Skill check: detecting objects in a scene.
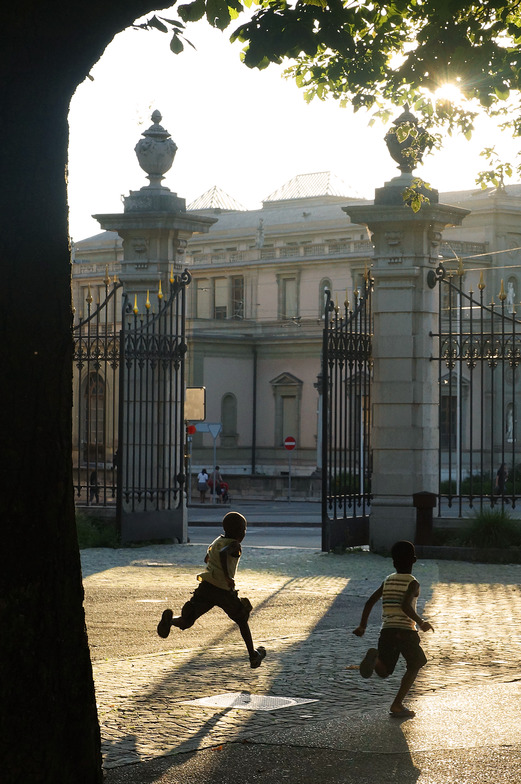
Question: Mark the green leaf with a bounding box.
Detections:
[159,17,186,29]
[170,34,185,54]
[178,0,206,23]
[148,15,169,33]
[495,86,510,100]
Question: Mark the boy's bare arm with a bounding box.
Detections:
[401,581,434,632]
[353,583,383,636]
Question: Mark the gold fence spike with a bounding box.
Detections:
[145,290,151,310]
[133,294,139,314]
[158,280,164,300]
[86,284,93,305]
[104,265,110,287]
[457,256,464,277]
[499,279,506,301]
[170,265,175,284]
[478,271,486,291]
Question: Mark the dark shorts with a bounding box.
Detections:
[377,628,427,675]
[179,580,251,628]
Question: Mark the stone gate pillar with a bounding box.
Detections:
[94,111,216,543]
[345,109,469,550]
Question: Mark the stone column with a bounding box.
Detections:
[345,109,469,550]
[94,111,216,544]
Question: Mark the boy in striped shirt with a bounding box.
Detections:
[353,540,434,718]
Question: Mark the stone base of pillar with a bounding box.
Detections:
[369,497,416,553]
[120,505,187,545]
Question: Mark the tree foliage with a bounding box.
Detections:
[149,0,521,184]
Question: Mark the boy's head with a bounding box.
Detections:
[391,540,416,573]
[223,511,247,541]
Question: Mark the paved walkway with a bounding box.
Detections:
[187,499,322,526]
[81,537,521,781]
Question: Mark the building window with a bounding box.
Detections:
[232,276,244,319]
[214,277,227,319]
[196,279,210,319]
[440,395,456,450]
[277,272,300,320]
[271,372,303,446]
[319,278,332,318]
[83,372,105,461]
[221,393,238,447]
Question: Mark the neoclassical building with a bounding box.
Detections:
[72,172,521,482]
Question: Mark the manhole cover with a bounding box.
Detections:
[183,692,318,712]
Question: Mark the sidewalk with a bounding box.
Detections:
[81,541,521,783]
[188,499,321,527]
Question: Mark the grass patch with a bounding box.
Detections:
[76,511,119,549]
[458,508,521,549]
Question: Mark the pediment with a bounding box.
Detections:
[270,372,303,387]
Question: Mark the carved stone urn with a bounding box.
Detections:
[384,105,428,174]
[134,110,178,189]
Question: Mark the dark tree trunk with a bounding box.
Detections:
[0,2,172,781]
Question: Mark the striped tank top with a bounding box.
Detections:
[381,572,417,630]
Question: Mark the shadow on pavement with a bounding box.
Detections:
[102,547,424,783]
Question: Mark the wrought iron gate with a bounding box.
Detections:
[73,276,122,508]
[430,260,521,514]
[321,274,373,551]
[73,270,191,542]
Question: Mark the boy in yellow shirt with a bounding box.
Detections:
[353,540,434,718]
[157,511,266,668]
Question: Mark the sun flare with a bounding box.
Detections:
[434,82,465,104]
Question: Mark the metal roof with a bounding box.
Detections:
[263,171,360,202]
[188,185,246,212]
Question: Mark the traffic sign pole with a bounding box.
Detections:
[284,436,296,502]
[288,449,292,502]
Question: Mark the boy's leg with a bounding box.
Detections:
[219,591,266,668]
[390,668,419,717]
[360,631,395,679]
[389,631,427,717]
[157,583,214,638]
[237,621,266,668]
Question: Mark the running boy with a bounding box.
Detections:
[157,511,266,668]
[353,540,434,718]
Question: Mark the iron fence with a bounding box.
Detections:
[321,274,373,550]
[430,261,521,514]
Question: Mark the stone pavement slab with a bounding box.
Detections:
[82,544,521,782]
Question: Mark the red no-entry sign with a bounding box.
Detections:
[284,436,296,451]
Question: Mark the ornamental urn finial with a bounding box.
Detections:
[384,105,430,174]
[134,110,178,189]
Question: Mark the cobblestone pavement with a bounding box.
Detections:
[81,544,521,770]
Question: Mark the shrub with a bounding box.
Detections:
[330,472,360,494]
[458,508,521,549]
[440,473,494,496]
[76,511,119,549]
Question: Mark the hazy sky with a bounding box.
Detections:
[67,16,520,241]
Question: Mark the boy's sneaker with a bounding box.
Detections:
[157,609,173,638]
[359,647,378,678]
[250,646,266,669]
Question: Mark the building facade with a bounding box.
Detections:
[72,173,521,487]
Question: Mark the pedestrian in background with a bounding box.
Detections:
[197,468,209,503]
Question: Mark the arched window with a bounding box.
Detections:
[506,402,516,443]
[83,372,105,461]
[507,276,517,315]
[319,278,332,318]
[221,393,238,447]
